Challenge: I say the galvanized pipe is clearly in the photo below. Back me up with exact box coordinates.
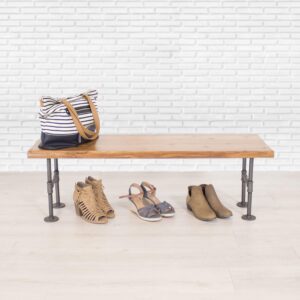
[242,158,256,221]
[53,159,65,208]
[44,159,59,222]
[237,158,247,207]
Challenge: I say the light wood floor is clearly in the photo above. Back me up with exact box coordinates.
[0,171,300,300]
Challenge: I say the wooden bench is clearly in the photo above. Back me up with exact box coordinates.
[27,134,274,222]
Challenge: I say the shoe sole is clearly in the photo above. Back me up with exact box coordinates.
[216,214,233,219]
[161,213,175,218]
[131,210,162,222]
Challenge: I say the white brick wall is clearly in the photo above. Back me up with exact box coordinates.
[0,0,299,171]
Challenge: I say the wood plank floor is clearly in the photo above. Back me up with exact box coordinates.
[0,171,299,299]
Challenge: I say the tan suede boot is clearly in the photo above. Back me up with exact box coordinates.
[186,186,216,221]
[203,184,232,218]
[85,176,115,218]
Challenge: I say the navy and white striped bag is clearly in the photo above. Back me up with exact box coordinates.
[39,90,100,150]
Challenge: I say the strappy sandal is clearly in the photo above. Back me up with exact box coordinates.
[73,182,108,224]
[141,181,175,217]
[119,183,162,222]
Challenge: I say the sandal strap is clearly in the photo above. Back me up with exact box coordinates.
[141,182,157,198]
[119,183,144,199]
[119,192,143,199]
[155,201,174,214]
[138,204,159,218]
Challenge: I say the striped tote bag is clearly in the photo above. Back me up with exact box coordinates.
[39,90,100,150]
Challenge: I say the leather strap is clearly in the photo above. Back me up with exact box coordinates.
[119,183,144,199]
[61,94,100,140]
[141,181,156,195]
[62,100,98,140]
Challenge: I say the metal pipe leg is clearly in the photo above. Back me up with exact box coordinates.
[237,158,248,207]
[44,159,59,222]
[53,159,65,209]
[242,158,256,221]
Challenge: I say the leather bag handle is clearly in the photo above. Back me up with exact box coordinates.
[61,94,100,140]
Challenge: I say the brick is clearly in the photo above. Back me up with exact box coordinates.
[0,0,297,170]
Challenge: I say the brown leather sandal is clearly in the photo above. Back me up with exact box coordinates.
[73,182,108,224]
[119,183,162,222]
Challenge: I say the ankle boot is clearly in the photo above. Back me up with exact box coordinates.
[186,186,216,221]
[203,184,232,218]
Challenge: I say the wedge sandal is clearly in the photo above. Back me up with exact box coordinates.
[141,181,175,217]
[119,183,162,222]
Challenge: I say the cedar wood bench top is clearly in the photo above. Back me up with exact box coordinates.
[27,134,274,159]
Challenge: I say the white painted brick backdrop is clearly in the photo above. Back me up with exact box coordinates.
[0,0,299,171]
